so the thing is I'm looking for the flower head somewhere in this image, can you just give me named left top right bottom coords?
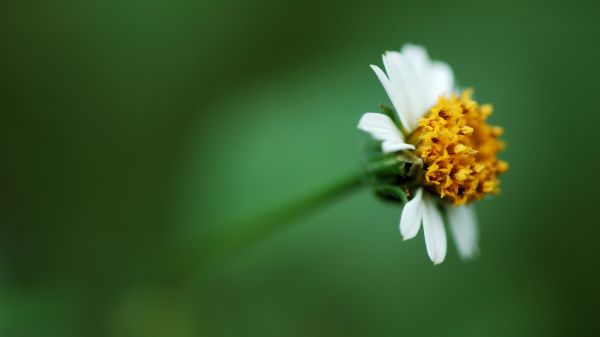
left=358, top=44, right=507, bottom=264
left=413, top=90, right=509, bottom=205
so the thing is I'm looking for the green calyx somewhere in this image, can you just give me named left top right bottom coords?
left=361, top=103, right=424, bottom=204
left=363, top=143, right=424, bottom=204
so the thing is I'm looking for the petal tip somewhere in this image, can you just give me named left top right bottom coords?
left=432, top=256, right=445, bottom=265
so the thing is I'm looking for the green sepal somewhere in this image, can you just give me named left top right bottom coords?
left=405, top=157, right=424, bottom=179
left=374, top=183, right=409, bottom=204
left=360, top=121, right=424, bottom=204
left=366, top=154, right=406, bottom=176
left=366, top=153, right=423, bottom=180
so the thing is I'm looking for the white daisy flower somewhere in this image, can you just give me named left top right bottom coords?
left=358, top=44, right=508, bottom=264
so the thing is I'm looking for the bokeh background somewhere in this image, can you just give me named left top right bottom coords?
left=2, top=0, right=599, bottom=336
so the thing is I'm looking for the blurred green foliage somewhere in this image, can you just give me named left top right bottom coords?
left=2, top=0, right=600, bottom=336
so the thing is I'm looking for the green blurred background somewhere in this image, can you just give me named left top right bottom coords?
left=2, top=0, right=599, bottom=336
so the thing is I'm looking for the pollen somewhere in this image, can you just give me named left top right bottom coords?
left=411, top=89, right=508, bottom=205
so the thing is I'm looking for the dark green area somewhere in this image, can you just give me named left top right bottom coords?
left=1, top=0, right=599, bottom=336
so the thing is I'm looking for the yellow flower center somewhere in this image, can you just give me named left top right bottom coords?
left=410, top=89, right=508, bottom=205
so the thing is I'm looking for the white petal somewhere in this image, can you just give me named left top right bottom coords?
left=428, top=61, right=454, bottom=107
left=401, top=44, right=454, bottom=110
left=446, top=204, right=479, bottom=259
left=401, top=44, right=429, bottom=81
left=357, top=113, right=414, bottom=153
left=371, top=45, right=456, bottom=133
left=382, top=141, right=415, bottom=153
left=382, top=53, right=422, bottom=132
left=399, top=188, right=423, bottom=240
left=370, top=65, right=412, bottom=132
left=402, top=44, right=435, bottom=113
left=357, top=112, right=402, bottom=141
left=422, top=194, right=447, bottom=265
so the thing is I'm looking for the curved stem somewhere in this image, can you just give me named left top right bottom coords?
left=167, top=171, right=365, bottom=283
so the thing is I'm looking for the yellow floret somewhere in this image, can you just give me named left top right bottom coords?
left=410, top=89, right=508, bottom=205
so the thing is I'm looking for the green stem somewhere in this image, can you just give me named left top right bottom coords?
left=168, top=170, right=365, bottom=282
